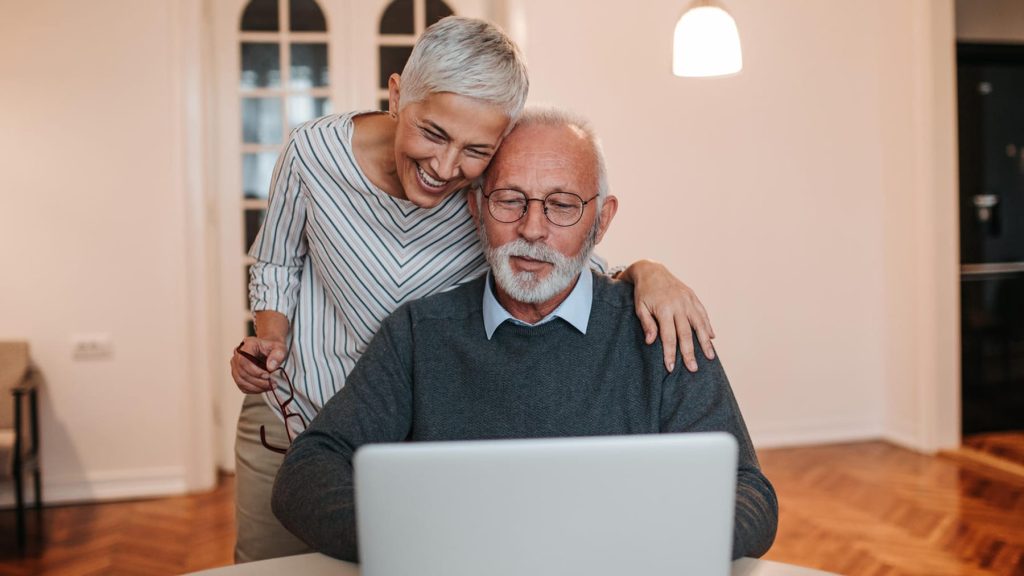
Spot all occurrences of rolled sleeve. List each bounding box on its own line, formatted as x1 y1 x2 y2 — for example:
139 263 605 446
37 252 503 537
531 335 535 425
249 261 303 316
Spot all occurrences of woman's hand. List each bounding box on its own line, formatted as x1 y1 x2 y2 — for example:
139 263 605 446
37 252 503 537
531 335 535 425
229 310 291 394
230 337 288 393
619 260 716 373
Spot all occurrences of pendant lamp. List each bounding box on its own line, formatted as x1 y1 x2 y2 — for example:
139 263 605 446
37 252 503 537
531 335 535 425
673 0 743 77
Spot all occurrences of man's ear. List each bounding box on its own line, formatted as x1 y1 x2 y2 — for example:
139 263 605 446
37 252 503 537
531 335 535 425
594 195 618 244
387 74 401 115
467 188 481 220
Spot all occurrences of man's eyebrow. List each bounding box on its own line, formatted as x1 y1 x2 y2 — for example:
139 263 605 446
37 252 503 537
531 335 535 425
493 183 525 192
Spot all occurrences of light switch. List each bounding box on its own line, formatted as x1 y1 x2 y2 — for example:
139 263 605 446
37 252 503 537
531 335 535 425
71 333 114 360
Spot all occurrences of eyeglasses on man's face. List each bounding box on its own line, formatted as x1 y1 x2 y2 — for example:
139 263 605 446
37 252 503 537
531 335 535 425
234 343 307 454
483 188 599 227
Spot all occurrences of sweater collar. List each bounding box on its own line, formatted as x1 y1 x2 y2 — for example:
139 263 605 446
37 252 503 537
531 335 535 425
482 270 593 340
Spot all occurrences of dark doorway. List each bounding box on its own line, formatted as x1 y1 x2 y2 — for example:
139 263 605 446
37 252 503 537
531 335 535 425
957 44 1024 436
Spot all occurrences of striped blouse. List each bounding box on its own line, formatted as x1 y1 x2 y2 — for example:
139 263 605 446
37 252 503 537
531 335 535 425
249 111 489 432
249 111 606 433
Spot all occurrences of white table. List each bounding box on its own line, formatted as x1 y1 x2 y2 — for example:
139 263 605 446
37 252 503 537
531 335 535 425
190 554 840 575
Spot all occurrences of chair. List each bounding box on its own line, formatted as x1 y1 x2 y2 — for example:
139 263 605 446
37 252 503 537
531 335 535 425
0 341 42 553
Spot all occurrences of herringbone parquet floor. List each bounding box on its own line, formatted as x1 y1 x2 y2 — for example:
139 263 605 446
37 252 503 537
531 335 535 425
0 475 235 576
759 440 1024 576
1 440 1023 575
964 432 1024 469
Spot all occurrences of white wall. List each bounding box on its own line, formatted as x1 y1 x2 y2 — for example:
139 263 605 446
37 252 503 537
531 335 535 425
508 0 959 449
0 0 963 506
878 0 960 451
0 0 214 503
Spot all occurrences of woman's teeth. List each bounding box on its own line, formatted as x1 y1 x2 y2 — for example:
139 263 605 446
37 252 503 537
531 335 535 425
417 165 446 188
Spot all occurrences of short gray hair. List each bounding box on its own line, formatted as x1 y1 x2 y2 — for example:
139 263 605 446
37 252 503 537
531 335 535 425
399 16 529 123
511 106 609 202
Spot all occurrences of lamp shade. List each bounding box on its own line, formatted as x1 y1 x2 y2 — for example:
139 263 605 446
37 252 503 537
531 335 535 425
673 4 743 77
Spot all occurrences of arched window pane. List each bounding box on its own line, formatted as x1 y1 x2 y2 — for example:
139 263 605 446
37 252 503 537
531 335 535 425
242 98 283 144
241 0 279 32
290 43 329 89
290 0 327 32
426 0 454 27
241 43 281 90
379 0 414 35
379 45 413 89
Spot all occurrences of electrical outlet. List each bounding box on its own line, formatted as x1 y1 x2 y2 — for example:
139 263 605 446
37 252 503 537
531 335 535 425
72 333 114 360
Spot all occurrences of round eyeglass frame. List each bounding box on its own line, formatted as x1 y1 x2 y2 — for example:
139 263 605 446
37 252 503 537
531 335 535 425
482 189 600 227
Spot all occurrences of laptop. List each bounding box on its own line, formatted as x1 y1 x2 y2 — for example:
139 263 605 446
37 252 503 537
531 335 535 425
354 432 738 576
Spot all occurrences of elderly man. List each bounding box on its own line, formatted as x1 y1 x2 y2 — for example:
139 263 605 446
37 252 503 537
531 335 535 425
272 108 778 562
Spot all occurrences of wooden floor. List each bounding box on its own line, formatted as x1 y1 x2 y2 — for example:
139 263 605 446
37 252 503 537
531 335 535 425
0 476 235 575
759 441 1024 576
963 432 1024 470
1 441 1023 576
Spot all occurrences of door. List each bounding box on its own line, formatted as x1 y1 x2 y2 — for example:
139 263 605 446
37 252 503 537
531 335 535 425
957 44 1024 435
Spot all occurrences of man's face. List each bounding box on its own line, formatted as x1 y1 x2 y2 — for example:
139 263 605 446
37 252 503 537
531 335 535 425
468 123 617 305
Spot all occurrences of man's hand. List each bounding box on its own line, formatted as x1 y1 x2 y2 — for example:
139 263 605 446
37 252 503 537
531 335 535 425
621 259 715 372
230 336 288 393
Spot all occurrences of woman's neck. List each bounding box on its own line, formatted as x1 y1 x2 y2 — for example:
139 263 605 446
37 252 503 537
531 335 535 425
352 112 404 199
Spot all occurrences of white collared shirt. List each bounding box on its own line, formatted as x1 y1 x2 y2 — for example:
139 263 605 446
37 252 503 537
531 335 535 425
482 270 593 339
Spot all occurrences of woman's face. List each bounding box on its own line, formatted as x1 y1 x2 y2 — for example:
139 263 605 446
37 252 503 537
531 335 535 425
390 83 511 209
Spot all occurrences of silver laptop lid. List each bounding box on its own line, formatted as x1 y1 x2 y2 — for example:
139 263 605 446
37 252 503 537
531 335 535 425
355 432 738 576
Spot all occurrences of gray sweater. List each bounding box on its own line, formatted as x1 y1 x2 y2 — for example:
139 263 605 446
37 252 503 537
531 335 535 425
273 272 778 561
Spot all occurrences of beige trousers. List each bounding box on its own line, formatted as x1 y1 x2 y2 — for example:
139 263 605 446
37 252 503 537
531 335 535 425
234 394 312 563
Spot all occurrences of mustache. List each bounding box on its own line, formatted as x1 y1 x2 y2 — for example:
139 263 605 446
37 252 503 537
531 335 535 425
499 239 565 266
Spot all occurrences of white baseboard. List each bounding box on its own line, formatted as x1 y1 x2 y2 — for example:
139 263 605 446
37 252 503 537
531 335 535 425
0 466 188 508
882 428 930 453
750 417 885 449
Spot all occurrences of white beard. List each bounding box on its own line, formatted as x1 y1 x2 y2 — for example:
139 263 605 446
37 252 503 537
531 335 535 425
480 220 599 304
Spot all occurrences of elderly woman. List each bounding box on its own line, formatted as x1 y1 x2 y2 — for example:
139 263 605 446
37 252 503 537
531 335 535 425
229 16 716 562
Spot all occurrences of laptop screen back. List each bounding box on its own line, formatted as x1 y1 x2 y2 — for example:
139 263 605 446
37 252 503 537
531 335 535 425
354 432 737 576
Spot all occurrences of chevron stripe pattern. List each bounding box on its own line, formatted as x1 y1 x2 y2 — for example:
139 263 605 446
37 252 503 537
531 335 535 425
759 441 1024 576
248 112 489 427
